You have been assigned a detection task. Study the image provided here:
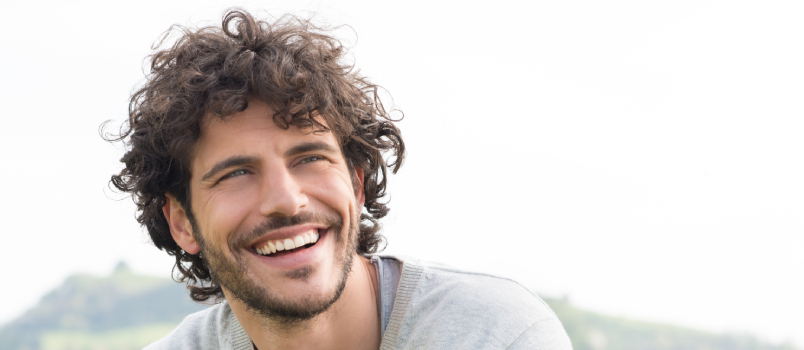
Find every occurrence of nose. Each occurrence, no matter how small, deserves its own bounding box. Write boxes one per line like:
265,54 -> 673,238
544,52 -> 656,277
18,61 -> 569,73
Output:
258,165 -> 308,217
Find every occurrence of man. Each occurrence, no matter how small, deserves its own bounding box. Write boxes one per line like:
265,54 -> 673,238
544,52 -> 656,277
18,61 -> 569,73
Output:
109,9 -> 572,350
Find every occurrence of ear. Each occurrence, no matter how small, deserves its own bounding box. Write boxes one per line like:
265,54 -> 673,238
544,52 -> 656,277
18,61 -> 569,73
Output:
354,167 -> 365,207
163,194 -> 201,255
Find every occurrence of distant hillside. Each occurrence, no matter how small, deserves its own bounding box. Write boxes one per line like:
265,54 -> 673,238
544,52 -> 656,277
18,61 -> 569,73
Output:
0,263 -> 206,350
544,297 -> 798,350
0,264 -> 798,350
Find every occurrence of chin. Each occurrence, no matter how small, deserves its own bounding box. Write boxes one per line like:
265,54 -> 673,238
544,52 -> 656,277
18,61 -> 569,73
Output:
208,220 -> 359,322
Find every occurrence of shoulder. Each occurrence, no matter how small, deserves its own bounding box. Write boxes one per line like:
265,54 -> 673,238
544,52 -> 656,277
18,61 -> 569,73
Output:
389,255 -> 557,323
380,255 -> 572,350
144,301 -> 235,350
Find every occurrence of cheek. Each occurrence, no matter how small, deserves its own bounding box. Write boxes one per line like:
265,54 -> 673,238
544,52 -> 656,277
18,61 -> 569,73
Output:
196,188 -> 259,235
305,175 -> 356,207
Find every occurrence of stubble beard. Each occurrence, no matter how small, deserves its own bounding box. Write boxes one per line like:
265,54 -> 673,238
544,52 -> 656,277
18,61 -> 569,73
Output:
189,211 -> 359,326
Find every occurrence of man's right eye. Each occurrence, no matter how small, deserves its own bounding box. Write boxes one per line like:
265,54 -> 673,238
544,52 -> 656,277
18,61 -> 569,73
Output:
221,169 -> 248,181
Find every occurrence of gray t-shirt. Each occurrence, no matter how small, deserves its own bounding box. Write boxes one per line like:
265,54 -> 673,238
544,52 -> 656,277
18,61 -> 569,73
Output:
145,255 -> 572,349
371,255 -> 402,335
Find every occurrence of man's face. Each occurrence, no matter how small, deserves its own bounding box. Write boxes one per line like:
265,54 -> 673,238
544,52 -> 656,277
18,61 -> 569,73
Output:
175,100 -> 364,321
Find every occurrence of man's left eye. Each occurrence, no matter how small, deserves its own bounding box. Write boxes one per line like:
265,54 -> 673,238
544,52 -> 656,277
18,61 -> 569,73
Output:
300,156 -> 323,164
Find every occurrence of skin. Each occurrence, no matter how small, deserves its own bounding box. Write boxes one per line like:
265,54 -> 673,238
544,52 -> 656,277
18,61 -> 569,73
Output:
162,100 -> 381,350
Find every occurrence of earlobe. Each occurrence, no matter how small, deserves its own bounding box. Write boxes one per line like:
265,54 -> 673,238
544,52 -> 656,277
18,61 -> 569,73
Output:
163,194 -> 201,255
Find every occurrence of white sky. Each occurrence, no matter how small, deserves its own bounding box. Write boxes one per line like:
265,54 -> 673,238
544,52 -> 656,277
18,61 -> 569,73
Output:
0,0 -> 801,347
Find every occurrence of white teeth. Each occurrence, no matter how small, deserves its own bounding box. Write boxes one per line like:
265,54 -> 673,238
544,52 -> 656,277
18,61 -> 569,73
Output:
255,230 -> 321,256
284,238 -> 295,250
257,246 -> 269,256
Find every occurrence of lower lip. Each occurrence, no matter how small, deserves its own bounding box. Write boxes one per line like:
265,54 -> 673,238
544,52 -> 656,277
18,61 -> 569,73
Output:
249,229 -> 328,270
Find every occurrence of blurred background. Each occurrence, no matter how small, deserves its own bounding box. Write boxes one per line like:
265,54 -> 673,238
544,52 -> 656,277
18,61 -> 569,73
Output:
0,0 -> 801,349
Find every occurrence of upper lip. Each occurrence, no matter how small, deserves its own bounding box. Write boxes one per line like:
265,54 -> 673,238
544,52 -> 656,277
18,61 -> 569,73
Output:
246,224 -> 326,249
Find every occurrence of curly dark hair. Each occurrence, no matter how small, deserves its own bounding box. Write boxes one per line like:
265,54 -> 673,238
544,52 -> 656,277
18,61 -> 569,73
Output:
105,9 -> 404,302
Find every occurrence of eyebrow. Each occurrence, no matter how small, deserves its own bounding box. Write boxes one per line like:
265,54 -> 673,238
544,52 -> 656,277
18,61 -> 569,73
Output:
284,141 -> 339,158
200,156 -> 259,182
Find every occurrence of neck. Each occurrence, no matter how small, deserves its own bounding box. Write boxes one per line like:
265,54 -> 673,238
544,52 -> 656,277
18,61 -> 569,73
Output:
228,254 -> 381,350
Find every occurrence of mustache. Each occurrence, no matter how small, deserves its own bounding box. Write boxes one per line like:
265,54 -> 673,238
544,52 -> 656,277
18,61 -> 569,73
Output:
231,211 -> 343,248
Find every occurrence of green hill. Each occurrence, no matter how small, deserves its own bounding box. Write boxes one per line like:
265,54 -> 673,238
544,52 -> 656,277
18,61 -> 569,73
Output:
544,297 -> 798,350
0,263 -> 206,350
0,264 -> 797,350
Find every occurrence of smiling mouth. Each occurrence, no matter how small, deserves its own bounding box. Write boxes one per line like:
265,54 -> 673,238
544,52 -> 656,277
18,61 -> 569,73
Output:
253,229 -> 321,257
